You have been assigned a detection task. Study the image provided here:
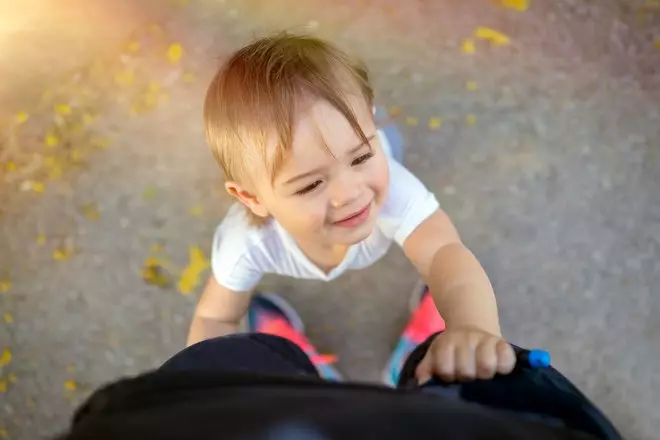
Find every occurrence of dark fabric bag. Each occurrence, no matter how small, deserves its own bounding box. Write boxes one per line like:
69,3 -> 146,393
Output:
399,333 -> 623,440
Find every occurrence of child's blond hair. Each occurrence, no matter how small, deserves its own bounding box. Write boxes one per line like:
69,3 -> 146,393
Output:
203,32 -> 374,224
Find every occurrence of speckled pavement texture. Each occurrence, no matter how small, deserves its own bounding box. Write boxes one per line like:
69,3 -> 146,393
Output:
1,0 -> 659,439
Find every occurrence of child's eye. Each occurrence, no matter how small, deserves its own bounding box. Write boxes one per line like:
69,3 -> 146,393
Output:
295,180 -> 323,196
351,152 -> 374,166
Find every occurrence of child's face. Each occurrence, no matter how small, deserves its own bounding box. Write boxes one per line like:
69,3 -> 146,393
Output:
232,94 -> 389,247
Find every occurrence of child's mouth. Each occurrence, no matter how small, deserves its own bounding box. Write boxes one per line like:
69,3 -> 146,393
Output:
332,202 -> 372,228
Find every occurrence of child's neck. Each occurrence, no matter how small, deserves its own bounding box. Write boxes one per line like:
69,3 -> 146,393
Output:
295,239 -> 351,274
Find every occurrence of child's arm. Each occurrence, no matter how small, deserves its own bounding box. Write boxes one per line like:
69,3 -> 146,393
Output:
403,209 -> 516,382
186,275 -> 253,347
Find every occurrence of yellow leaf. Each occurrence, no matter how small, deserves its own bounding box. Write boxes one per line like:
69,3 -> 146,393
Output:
143,185 -> 158,200
0,426 -> 8,439
81,202 -> 100,221
31,181 -> 45,193
177,246 -> 210,295
405,116 -> 419,126
388,106 -> 402,117
8,374 -> 17,384
64,380 -> 78,391
37,235 -> 47,245
14,111 -> 29,124
461,38 -> 476,54
428,117 -> 442,130
142,257 -> 171,288
466,113 -> 478,126
475,27 -> 511,46
655,37 -> 660,49
5,162 -> 16,173
70,149 -> 84,164
148,82 -> 161,94
45,133 -> 60,147
126,41 -> 140,53
0,380 -> 6,393
114,69 -> 135,86
166,43 -> 184,64
190,204 -> 204,218
52,247 -> 72,261
182,71 -> 196,83
3,313 -> 13,324
55,104 -> 72,115
500,0 -> 529,11
0,281 -> 9,293
466,80 -> 479,91
0,349 -> 11,367
20,180 -> 46,193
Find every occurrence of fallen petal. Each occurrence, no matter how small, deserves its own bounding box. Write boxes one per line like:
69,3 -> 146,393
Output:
178,246 -> 210,295
190,204 -> 204,218
500,0 -> 529,12
475,27 -> 511,46
405,116 -> 419,126
428,117 -> 442,130
55,104 -> 72,116
167,43 -> 184,64
64,380 -> 78,391
81,203 -> 100,221
15,112 -> 29,124
0,349 -> 11,367
126,41 -> 140,53
466,80 -> 479,91
461,38 -> 476,54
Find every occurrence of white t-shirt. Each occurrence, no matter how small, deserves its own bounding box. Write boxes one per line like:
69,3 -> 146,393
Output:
211,130 -> 439,292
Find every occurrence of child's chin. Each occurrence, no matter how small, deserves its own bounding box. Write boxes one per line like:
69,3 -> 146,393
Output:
331,222 -> 375,245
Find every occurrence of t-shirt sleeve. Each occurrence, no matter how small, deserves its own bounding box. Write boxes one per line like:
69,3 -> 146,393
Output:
210,207 -> 264,292
380,157 -> 440,246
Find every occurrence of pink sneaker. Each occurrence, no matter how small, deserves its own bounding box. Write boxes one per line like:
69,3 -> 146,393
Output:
247,292 -> 342,381
382,283 -> 446,387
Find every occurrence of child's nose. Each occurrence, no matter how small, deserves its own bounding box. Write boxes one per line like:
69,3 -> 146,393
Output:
329,171 -> 361,208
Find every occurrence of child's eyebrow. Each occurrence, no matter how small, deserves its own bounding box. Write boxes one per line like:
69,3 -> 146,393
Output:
348,133 -> 376,155
282,133 -> 376,186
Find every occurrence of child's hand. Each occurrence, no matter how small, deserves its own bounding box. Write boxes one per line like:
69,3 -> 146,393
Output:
416,326 -> 516,383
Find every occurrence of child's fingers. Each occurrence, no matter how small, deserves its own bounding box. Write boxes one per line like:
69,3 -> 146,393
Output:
495,339 -> 516,374
429,339 -> 457,382
455,343 -> 477,381
475,337 -> 499,379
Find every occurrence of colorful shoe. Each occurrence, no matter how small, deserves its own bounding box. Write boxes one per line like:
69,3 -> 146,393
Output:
247,292 -> 343,381
382,283 -> 446,387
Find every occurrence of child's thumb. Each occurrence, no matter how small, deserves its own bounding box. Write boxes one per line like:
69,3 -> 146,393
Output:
414,353 -> 434,385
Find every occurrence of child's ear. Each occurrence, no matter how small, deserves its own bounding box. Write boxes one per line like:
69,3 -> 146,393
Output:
224,181 -> 269,218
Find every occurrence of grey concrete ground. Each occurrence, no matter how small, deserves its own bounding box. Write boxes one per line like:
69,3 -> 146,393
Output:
1,0 -> 659,439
